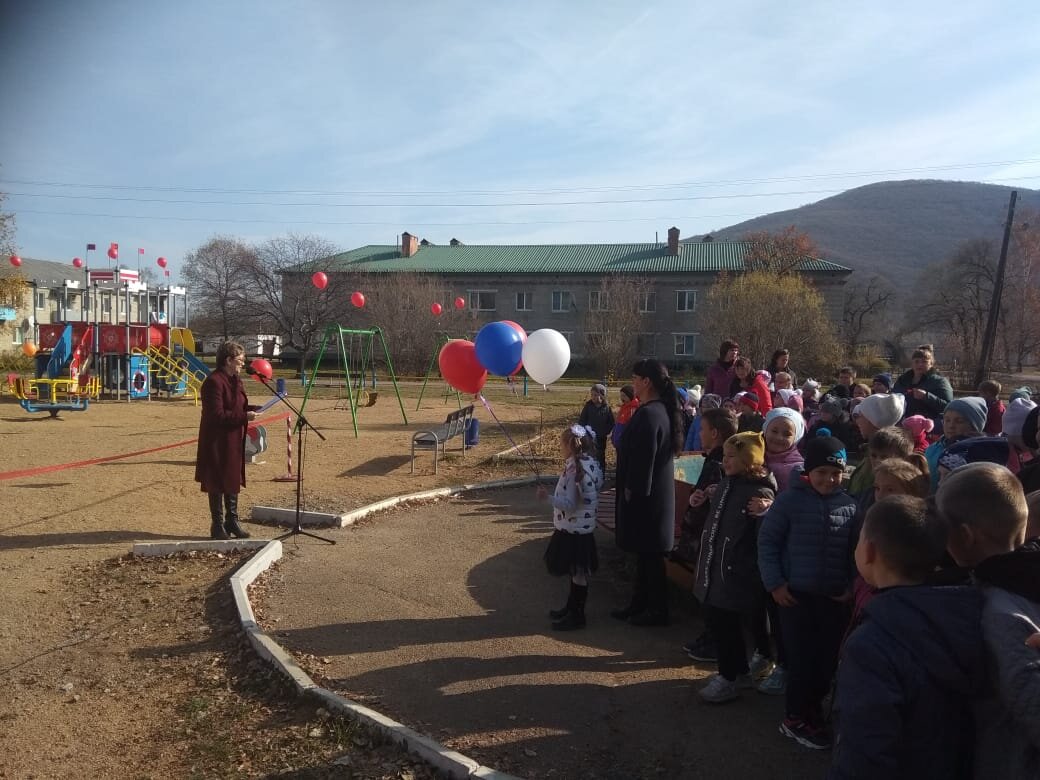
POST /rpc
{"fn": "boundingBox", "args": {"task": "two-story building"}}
[291,227,851,368]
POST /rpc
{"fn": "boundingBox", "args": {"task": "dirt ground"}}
[0,380,826,779]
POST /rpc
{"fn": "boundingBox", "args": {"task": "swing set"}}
[300,324,408,437]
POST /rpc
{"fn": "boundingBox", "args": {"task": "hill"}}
[691,180,1040,282]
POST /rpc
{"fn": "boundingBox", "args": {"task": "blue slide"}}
[180,349,211,379]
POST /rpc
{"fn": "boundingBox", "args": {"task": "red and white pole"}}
[272,415,298,482]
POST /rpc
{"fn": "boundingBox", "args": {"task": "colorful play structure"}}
[9,269,208,415]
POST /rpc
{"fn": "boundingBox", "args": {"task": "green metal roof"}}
[309,241,850,275]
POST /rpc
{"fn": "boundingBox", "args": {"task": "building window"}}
[639,291,657,313]
[469,290,497,311]
[102,296,112,315]
[12,326,24,345]
[637,333,657,356]
[673,333,698,357]
[35,290,47,308]
[676,290,697,312]
[559,331,577,355]
[515,292,533,311]
[552,290,573,313]
[588,290,609,311]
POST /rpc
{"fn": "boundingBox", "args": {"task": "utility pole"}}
[974,190,1018,388]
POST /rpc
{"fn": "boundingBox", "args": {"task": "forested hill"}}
[690,180,1040,281]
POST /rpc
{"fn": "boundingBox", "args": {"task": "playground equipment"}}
[416,333,463,410]
[299,324,408,437]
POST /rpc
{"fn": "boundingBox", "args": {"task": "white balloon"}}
[521,329,571,385]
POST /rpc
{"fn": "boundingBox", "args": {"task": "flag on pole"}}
[138,248,144,255]
[164,270,170,277]
[86,243,96,251]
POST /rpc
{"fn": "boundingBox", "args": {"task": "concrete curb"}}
[221,481,532,779]
[132,539,272,557]
[250,506,346,528]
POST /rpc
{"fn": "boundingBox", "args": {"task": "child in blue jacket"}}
[758,430,858,750]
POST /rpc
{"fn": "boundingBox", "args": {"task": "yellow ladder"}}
[137,345,203,406]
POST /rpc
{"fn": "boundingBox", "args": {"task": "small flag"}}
[138,248,144,255]
[164,270,170,277]
[86,243,96,251]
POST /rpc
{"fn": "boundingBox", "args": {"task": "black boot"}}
[223,494,250,539]
[553,584,587,631]
[549,583,576,620]
[209,493,229,540]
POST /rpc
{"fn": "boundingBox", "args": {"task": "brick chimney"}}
[401,232,418,258]
[667,226,680,255]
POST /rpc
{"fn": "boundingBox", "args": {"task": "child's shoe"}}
[698,674,740,703]
[683,632,717,662]
[779,717,830,750]
[757,665,787,695]
[748,651,771,677]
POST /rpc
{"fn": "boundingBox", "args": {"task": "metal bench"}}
[411,405,474,474]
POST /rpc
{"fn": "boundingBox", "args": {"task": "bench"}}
[411,405,474,474]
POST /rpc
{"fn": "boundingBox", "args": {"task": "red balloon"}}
[157,257,167,269]
[351,291,365,308]
[72,257,84,268]
[249,358,273,381]
[431,302,443,316]
[454,296,466,310]
[500,320,528,375]
[438,339,487,395]
[9,255,21,267]
[107,244,118,260]
[311,271,328,290]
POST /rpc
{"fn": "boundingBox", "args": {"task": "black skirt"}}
[544,530,599,577]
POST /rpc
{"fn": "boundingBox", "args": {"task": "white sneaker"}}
[698,674,740,703]
[749,651,772,677]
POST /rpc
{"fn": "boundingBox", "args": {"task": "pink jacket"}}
[765,445,805,492]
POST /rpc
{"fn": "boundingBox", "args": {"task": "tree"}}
[998,209,1040,372]
[362,273,459,375]
[699,270,842,377]
[583,275,652,377]
[0,189,17,257]
[743,226,819,275]
[842,274,896,351]
[182,236,257,339]
[240,233,351,370]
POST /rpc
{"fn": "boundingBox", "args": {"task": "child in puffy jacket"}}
[758,432,858,750]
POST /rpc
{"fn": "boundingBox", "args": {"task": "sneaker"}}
[748,651,772,677]
[779,717,830,750]
[757,665,787,695]
[698,674,740,704]
[684,634,717,662]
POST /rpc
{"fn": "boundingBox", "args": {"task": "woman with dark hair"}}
[706,339,739,397]
[892,344,953,422]
[767,348,797,390]
[195,341,259,539]
[612,358,685,626]
[729,356,773,415]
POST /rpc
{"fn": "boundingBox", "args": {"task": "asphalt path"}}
[261,487,829,779]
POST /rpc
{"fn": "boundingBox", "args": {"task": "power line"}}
[3,157,1039,198]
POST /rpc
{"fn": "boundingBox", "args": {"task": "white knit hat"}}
[855,392,906,429]
[1003,397,1038,438]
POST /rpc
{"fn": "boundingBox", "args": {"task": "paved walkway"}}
[260,487,828,780]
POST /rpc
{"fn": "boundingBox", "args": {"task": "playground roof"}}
[309,242,851,275]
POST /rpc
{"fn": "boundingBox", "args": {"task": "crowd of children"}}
[539,343,1039,776]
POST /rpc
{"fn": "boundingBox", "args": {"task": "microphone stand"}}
[249,370,335,545]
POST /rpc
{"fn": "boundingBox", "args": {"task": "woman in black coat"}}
[612,359,685,626]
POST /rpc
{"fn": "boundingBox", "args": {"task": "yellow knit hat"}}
[724,432,766,469]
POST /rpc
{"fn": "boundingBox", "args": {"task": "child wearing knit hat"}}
[758,430,858,748]
[693,432,777,704]
[737,392,765,433]
[924,397,989,493]
[901,415,935,453]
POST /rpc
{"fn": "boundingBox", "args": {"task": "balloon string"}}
[477,393,541,478]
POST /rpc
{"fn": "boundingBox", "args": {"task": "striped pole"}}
[272,415,298,482]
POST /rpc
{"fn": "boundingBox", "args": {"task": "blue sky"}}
[2,1,1040,281]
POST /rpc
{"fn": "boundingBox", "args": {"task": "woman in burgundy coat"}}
[195,341,258,539]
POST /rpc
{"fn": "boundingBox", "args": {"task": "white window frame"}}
[35,290,47,308]
[588,290,609,312]
[12,325,24,345]
[552,290,573,313]
[639,291,657,313]
[515,291,533,311]
[676,289,697,312]
[637,332,657,356]
[468,289,497,312]
[673,332,698,357]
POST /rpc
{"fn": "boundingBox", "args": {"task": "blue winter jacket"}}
[829,585,985,780]
[757,470,858,597]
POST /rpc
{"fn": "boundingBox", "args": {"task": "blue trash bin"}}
[276,377,286,395]
[465,418,480,448]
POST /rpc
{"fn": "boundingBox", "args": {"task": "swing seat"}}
[364,391,378,407]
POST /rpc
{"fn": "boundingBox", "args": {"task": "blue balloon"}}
[474,321,525,376]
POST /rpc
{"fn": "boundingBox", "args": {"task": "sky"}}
[2,1,1040,282]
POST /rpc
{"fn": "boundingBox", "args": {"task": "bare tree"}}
[743,226,820,275]
[998,210,1040,371]
[583,275,652,377]
[0,190,17,257]
[842,274,896,350]
[700,270,842,377]
[182,236,257,339]
[361,273,457,375]
[241,233,351,371]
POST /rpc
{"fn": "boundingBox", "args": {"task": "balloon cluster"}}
[437,322,571,394]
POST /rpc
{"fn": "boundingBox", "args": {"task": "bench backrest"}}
[443,405,474,438]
